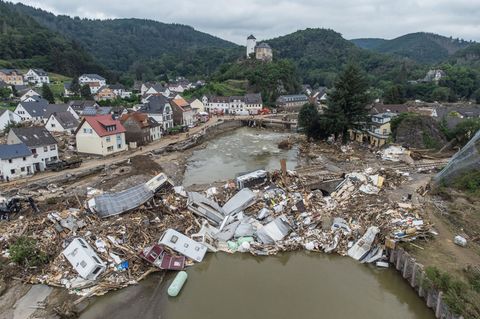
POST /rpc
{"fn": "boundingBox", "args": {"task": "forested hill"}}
[450,43,480,68]
[350,38,387,50]
[264,28,419,87]
[352,32,474,64]
[10,2,239,73]
[0,1,105,76]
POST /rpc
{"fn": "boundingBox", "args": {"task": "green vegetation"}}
[0,2,105,77]
[355,32,472,64]
[208,59,300,105]
[298,64,370,142]
[183,81,246,99]
[424,266,480,318]
[450,170,480,197]
[9,236,49,267]
[41,83,54,103]
[80,84,92,100]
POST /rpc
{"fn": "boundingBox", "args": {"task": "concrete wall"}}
[389,248,464,319]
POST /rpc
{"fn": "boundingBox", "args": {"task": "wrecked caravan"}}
[159,229,208,262]
[187,192,225,225]
[139,244,186,270]
[235,170,268,189]
[62,238,106,280]
[222,188,257,215]
[88,173,172,217]
[347,226,380,261]
[256,215,291,244]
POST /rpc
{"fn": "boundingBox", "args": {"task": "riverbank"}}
[0,129,454,318]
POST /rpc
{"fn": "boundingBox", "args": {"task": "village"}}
[0,33,479,319]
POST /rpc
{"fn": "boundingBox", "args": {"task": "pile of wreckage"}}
[0,167,433,297]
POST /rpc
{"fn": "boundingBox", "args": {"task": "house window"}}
[106,136,111,142]
[10,169,15,174]
[117,144,122,149]
[50,145,56,150]
[51,156,57,161]
[21,167,25,172]
[8,159,12,163]
[51,123,56,128]
[107,146,114,152]
[23,157,26,161]
[43,146,48,152]
[31,148,36,154]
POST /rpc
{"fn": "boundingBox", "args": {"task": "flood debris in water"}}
[0,160,437,308]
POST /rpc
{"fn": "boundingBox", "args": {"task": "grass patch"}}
[451,169,480,198]
[9,236,49,267]
[425,266,480,318]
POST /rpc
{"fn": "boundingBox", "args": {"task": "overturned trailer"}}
[88,173,173,218]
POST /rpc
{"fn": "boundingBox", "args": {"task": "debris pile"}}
[0,167,433,298]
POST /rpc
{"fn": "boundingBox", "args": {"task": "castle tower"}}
[246,34,256,58]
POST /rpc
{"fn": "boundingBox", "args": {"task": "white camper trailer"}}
[62,237,106,280]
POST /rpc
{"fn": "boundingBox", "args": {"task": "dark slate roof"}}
[139,95,170,114]
[68,100,98,111]
[0,69,20,75]
[81,74,106,81]
[0,80,9,88]
[32,69,48,76]
[10,127,57,147]
[247,34,256,40]
[45,104,69,117]
[229,96,245,102]
[109,84,125,90]
[49,111,79,130]
[277,94,308,102]
[245,93,262,104]
[18,98,49,118]
[256,42,271,49]
[0,109,7,117]
[0,143,32,160]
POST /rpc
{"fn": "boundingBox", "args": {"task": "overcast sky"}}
[16,0,480,44]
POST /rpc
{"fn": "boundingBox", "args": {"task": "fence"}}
[389,248,463,319]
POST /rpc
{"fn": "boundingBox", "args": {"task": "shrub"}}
[9,237,49,267]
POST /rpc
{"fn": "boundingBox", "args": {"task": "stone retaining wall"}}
[389,248,463,319]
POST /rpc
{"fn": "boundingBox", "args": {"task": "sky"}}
[16,0,480,44]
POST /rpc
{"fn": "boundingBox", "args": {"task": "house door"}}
[27,166,31,174]
[34,163,41,172]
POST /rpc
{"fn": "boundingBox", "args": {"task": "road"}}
[1,115,275,190]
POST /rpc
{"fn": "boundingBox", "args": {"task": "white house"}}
[202,95,230,114]
[109,84,132,98]
[45,112,80,134]
[79,74,106,94]
[0,143,34,181]
[189,98,205,113]
[140,83,170,99]
[0,109,21,132]
[202,94,262,114]
[138,95,173,130]
[7,127,58,172]
[75,114,127,156]
[14,98,49,123]
[19,89,41,102]
[62,238,106,280]
[24,69,50,87]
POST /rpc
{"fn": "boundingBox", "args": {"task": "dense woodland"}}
[0,1,479,104]
[0,2,105,77]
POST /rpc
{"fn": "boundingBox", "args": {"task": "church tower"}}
[246,34,256,58]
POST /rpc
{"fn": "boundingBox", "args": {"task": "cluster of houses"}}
[0,73,240,181]
[0,68,50,87]
[350,102,480,148]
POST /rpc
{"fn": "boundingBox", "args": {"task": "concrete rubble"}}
[0,165,434,299]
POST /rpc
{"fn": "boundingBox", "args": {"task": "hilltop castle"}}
[246,35,273,62]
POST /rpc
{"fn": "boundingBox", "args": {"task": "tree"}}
[80,84,92,100]
[324,63,370,142]
[474,88,480,104]
[70,76,81,95]
[42,83,55,103]
[298,103,319,139]
[383,84,405,104]
[0,87,11,99]
[431,87,451,102]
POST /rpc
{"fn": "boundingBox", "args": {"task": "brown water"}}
[183,127,298,186]
[80,252,435,319]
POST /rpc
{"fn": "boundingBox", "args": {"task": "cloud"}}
[16,0,480,44]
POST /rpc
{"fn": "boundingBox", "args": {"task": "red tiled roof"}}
[81,114,126,137]
[120,112,150,128]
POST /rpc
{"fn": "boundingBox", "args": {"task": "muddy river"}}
[183,127,298,186]
[80,128,434,319]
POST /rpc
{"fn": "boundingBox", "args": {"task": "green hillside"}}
[358,32,473,64]
[0,1,105,77]
[351,38,387,50]
[10,2,239,75]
